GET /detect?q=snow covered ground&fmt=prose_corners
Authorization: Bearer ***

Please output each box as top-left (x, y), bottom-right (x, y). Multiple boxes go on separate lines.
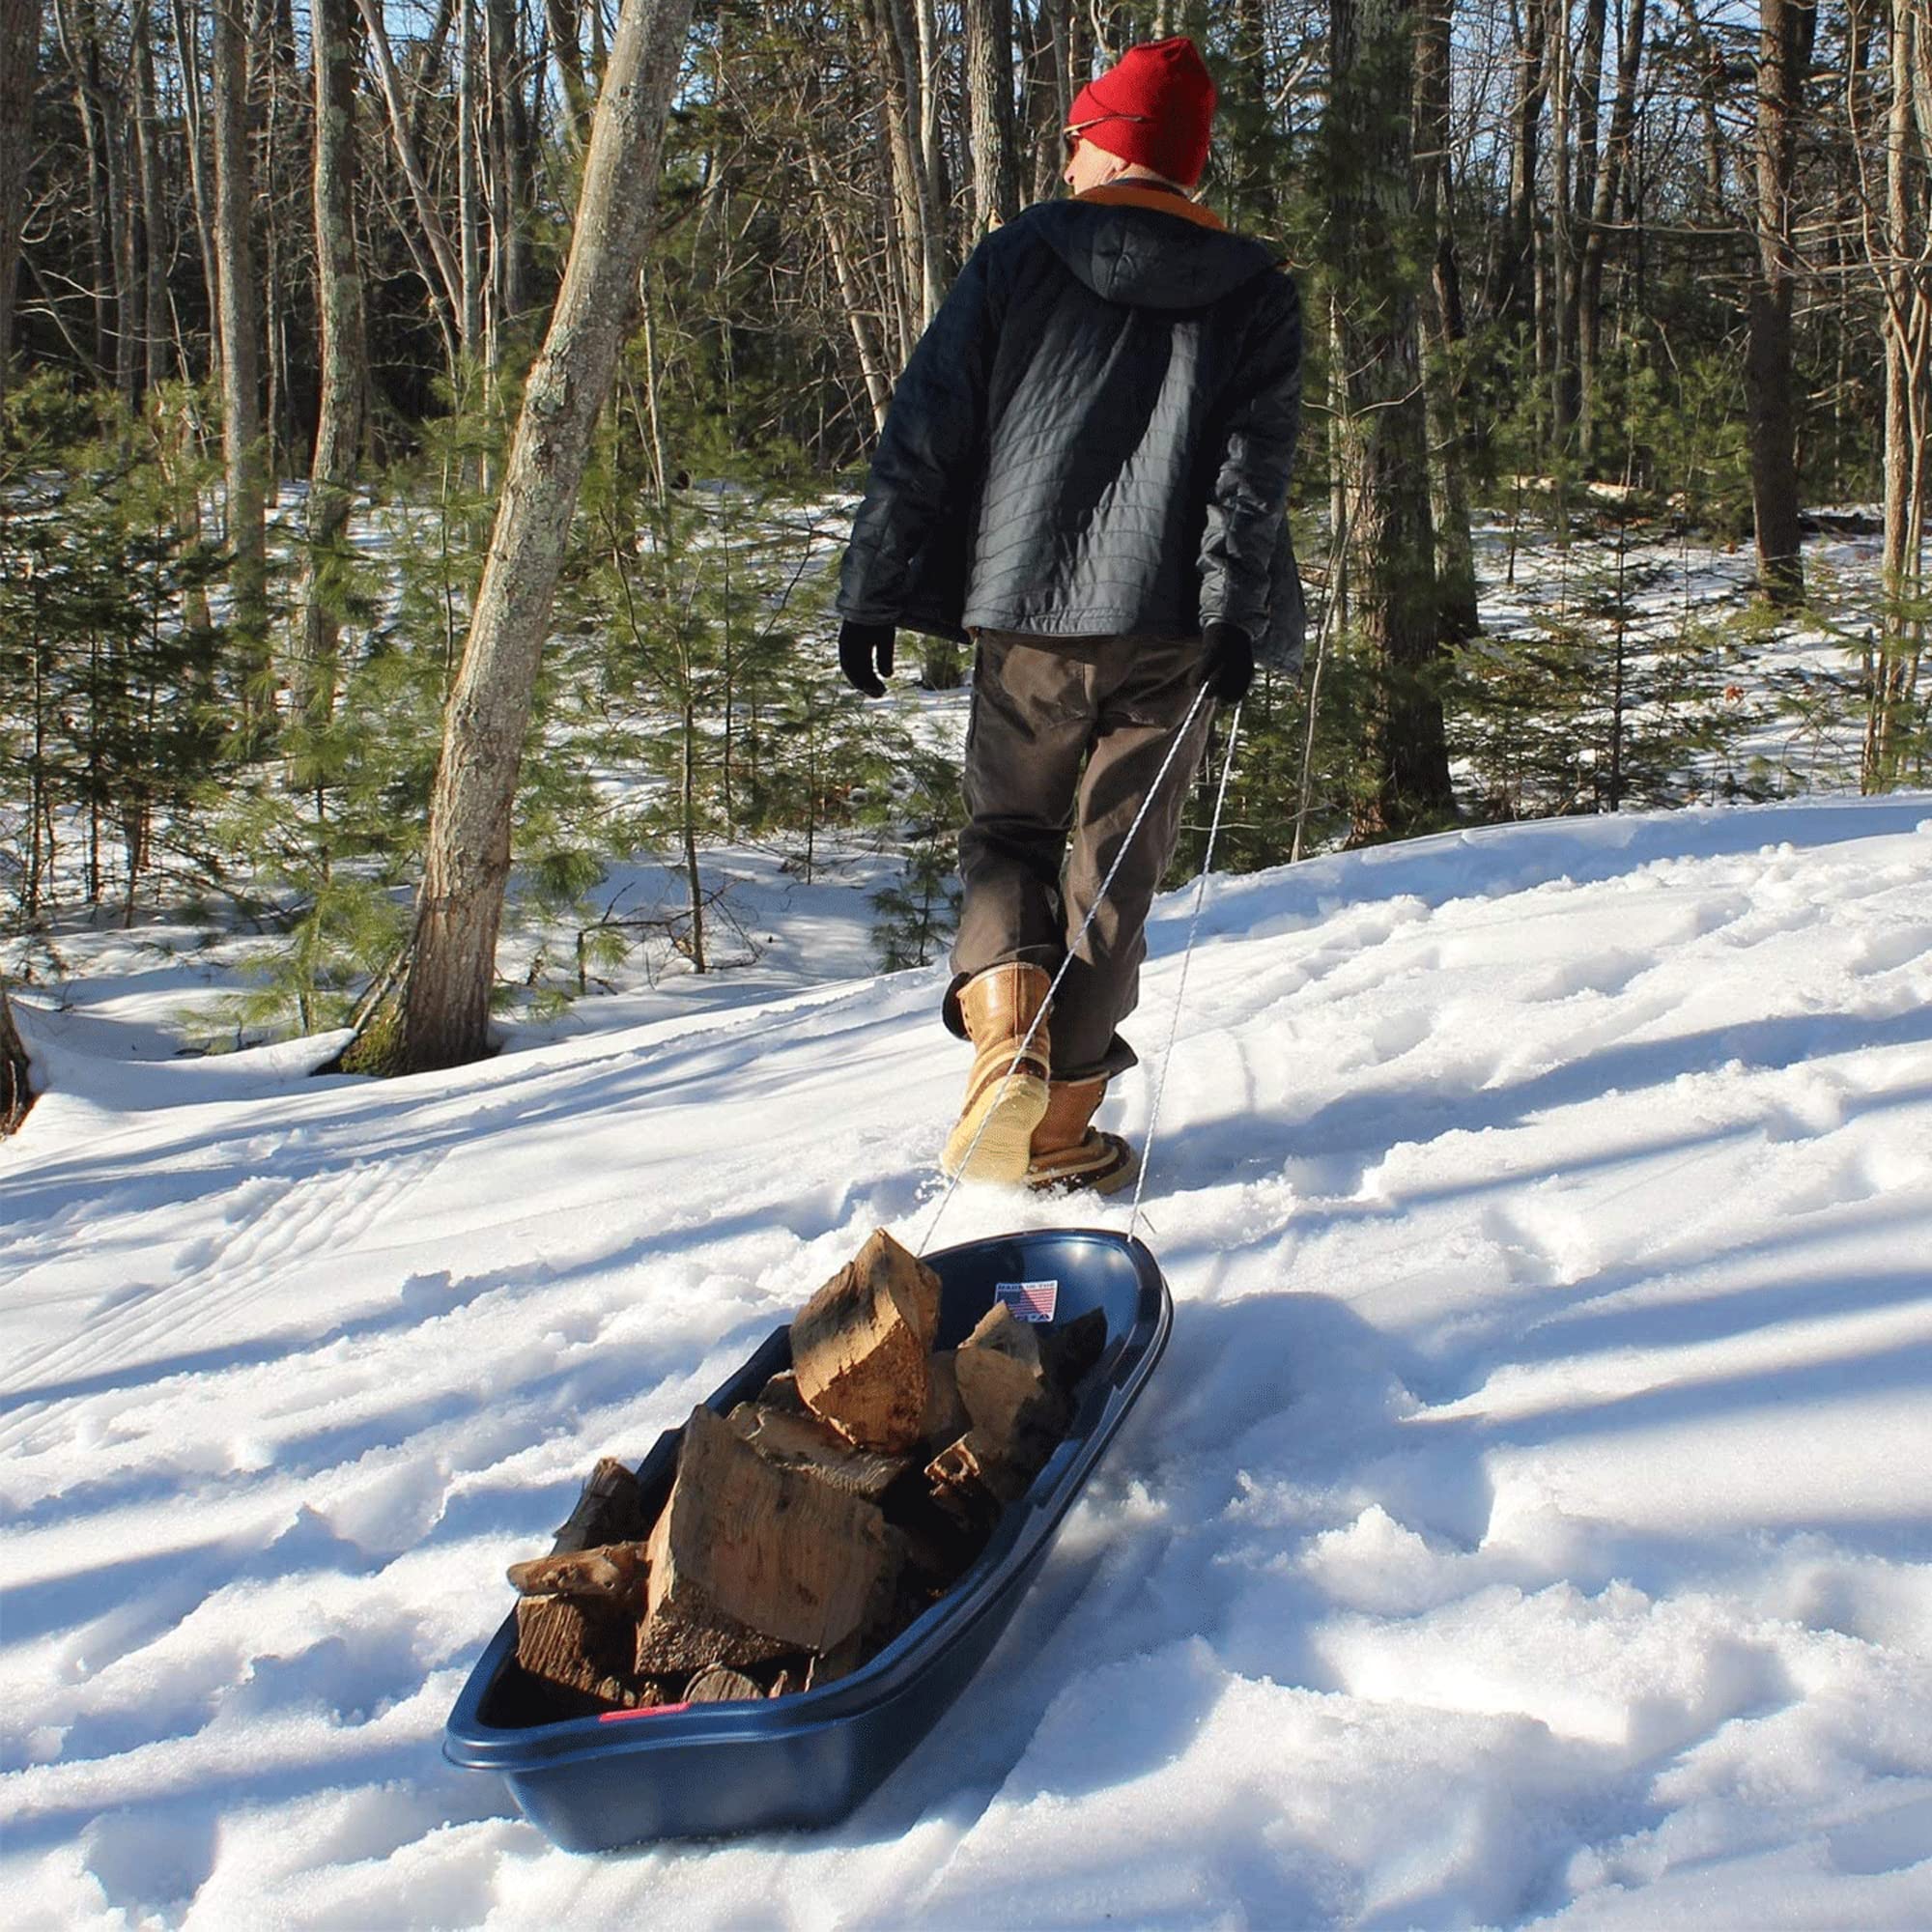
top-left (5, 793), bottom-right (1932, 1927)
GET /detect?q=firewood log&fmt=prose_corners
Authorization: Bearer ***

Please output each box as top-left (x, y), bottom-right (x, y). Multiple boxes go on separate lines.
top-left (926, 1429), bottom-right (1032, 1508)
top-left (727, 1372), bottom-right (910, 1500)
top-left (637, 1405), bottom-right (903, 1672)
top-left (684, 1664), bottom-right (766, 1704)
top-left (548, 1456), bottom-right (646, 1554)
top-left (953, 1305), bottom-right (1073, 1471)
top-left (1040, 1307), bottom-right (1108, 1395)
top-left (505, 1541), bottom-right (648, 1605)
top-left (515, 1593), bottom-right (637, 1705)
top-left (920, 1349), bottom-right (971, 1450)
top-left (789, 1228), bottom-right (940, 1452)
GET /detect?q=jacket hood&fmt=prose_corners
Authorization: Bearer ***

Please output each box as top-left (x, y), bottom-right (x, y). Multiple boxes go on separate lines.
top-left (1023, 191), bottom-right (1277, 311)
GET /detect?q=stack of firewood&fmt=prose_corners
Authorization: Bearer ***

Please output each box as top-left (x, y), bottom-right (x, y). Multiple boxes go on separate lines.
top-left (508, 1229), bottom-right (1105, 1717)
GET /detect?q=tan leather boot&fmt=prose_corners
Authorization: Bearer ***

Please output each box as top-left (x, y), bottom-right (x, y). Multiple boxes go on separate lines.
top-left (1026, 1077), bottom-right (1137, 1194)
top-left (940, 964), bottom-right (1054, 1183)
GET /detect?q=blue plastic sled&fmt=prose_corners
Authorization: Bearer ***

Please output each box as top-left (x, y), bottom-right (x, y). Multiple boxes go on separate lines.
top-left (443, 1226), bottom-right (1173, 1852)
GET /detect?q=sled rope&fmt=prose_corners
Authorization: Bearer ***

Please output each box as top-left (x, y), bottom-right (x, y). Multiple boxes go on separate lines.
top-left (918, 680), bottom-right (1215, 1256)
top-left (1128, 701), bottom-right (1242, 1238)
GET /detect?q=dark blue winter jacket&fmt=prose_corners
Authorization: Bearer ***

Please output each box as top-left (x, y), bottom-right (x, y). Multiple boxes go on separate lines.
top-left (836, 183), bottom-right (1305, 672)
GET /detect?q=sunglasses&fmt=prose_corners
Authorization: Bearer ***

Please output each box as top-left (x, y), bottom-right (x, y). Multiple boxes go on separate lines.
top-left (1062, 111), bottom-right (1151, 159)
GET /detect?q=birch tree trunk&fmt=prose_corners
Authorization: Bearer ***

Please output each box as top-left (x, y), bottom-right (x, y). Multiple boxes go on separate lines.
top-left (385, 0), bottom-right (696, 1074)
top-left (1327, 0), bottom-right (1455, 838)
top-left (1746, 0), bottom-right (1816, 605)
top-left (211, 0), bottom-right (270, 724)
top-left (0, 0), bottom-right (41, 400)
top-left (294, 0), bottom-right (367, 732)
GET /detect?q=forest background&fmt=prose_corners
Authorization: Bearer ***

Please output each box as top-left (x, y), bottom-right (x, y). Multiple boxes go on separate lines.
top-left (1, 0), bottom-right (1927, 1120)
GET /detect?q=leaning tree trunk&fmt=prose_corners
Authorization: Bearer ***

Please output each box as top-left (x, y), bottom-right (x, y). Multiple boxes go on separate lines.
top-left (381, 0), bottom-right (696, 1075)
top-left (1327, 0), bottom-right (1455, 839)
top-left (1, 980), bottom-right (33, 1136)
top-left (1747, 0), bottom-right (1817, 606)
top-left (294, 0), bottom-right (368, 734)
top-left (0, 0), bottom-right (40, 402)
top-left (211, 0), bottom-right (270, 727)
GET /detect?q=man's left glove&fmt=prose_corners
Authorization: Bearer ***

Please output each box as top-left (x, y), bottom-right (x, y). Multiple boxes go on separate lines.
top-left (838, 621), bottom-right (896, 698)
top-left (1204, 621), bottom-right (1254, 704)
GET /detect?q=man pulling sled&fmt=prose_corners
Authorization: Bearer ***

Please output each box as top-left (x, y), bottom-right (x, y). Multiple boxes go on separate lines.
top-left (836, 38), bottom-right (1306, 1195)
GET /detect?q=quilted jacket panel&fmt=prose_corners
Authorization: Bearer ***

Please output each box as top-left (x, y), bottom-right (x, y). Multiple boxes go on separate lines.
top-left (837, 190), bottom-right (1306, 672)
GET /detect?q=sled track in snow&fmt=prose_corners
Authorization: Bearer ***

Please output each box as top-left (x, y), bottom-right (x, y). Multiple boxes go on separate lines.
top-left (0, 1147), bottom-right (450, 1436)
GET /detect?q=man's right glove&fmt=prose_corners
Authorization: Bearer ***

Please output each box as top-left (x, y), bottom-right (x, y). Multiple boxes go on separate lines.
top-left (838, 621), bottom-right (896, 698)
top-left (1204, 621), bottom-right (1254, 704)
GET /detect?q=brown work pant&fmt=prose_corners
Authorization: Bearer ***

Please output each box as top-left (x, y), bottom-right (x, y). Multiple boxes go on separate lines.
top-left (948, 630), bottom-right (1217, 1084)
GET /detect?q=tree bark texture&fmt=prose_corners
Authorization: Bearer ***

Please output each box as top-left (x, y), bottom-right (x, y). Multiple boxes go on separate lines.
top-left (1497, 0), bottom-right (1548, 335)
top-left (964, 0), bottom-right (1020, 235)
top-left (1868, 0), bottom-right (1930, 785)
top-left (397, 0), bottom-right (696, 1073)
top-left (211, 0), bottom-right (270, 714)
top-left (1747, 0), bottom-right (1816, 605)
top-left (1413, 0), bottom-right (1480, 639)
top-left (0, 0), bottom-right (40, 400)
top-left (0, 981), bottom-right (33, 1135)
top-left (1328, 0), bottom-right (1455, 838)
top-left (295, 0), bottom-right (368, 731)
top-left (1576, 0), bottom-right (1647, 463)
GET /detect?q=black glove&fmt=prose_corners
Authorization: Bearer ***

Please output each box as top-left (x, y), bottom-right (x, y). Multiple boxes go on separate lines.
top-left (1204, 621), bottom-right (1254, 704)
top-left (838, 621), bottom-right (896, 698)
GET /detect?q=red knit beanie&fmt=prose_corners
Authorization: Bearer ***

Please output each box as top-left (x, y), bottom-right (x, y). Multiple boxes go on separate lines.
top-left (1066, 37), bottom-right (1217, 188)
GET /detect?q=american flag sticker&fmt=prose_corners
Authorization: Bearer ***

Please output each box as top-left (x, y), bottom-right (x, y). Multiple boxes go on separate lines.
top-left (995, 1280), bottom-right (1060, 1322)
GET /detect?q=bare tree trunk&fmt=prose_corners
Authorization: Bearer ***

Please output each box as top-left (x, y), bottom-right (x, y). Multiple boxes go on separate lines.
top-left (0, 0), bottom-right (41, 398)
top-left (965, 0), bottom-right (1019, 235)
top-left (1548, 0), bottom-right (1577, 452)
top-left (385, 0), bottom-right (696, 1075)
top-left (1577, 0), bottom-right (1648, 464)
top-left (486, 0), bottom-right (532, 327)
top-left (211, 0), bottom-right (270, 724)
top-left (1328, 0), bottom-right (1454, 838)
top-left (547, 0), bottom-right (591, 150)
top-left (808, 144), bottom-right (894, 431)
top-left (295, 0), bottom-right (367, 732)
top-left (131, 6), bottom-right (170, 394)
top-left (355, 0), bottom-right (464, 361)
top-left (458, 0), bottom-right (483, 361)
top-left (1866, 0), bottom-right (1931, 784)
top-left (1026, 0), bottom-right (1073, 205)
top-left (170, 0), bottom-right (220, 384)
top-left (1747, 0), bottom-right (1816, 605)
top-left (864, 0), bottom-right (941, 336)
top-left (0, 980), bottom-right (33, 1136)
top-left (1414, 0), bottom-right (1479, 639)
top-left (1497, 0), bottom-right (1548, 336)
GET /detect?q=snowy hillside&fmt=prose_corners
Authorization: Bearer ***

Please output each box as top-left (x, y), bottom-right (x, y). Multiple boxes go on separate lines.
top-left (5, 794), bottom-right (1932, 1928)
